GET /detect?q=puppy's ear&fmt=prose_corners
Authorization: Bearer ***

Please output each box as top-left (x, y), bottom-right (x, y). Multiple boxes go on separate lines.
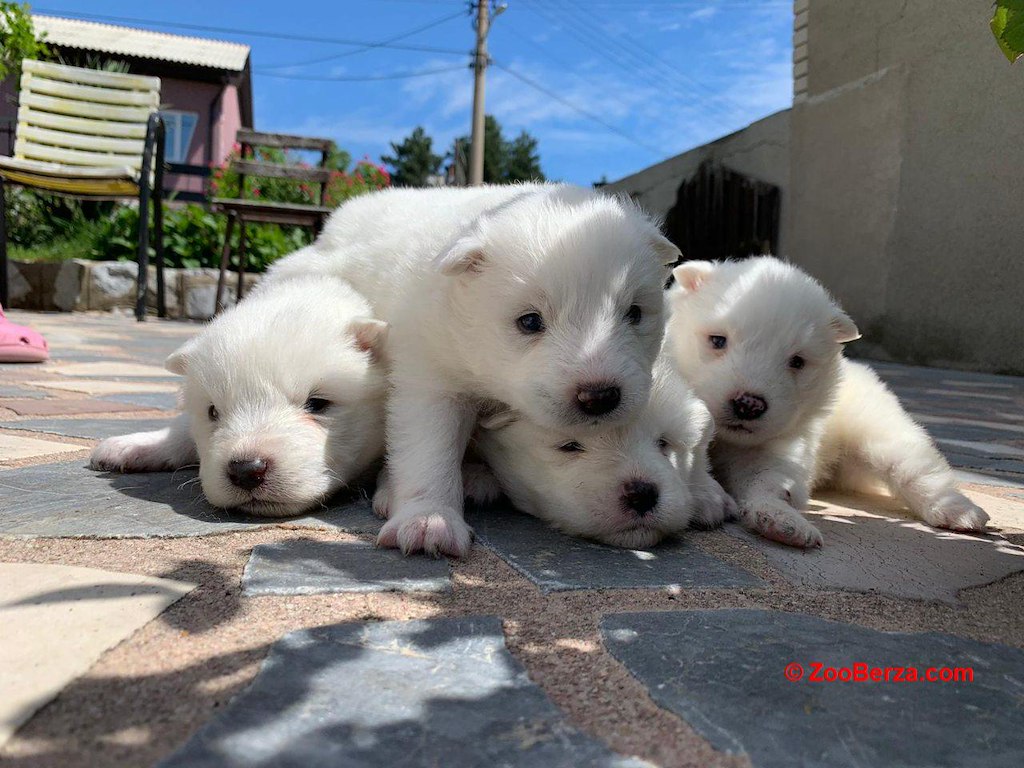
top-left (478, 410), bottom-right (519, 431)
top-left (830, 310), bottom-right (861, 344)
top-left (348, 317), bottom-right (389, 361)
top-left (164, 338), bottom-right (199, 375)
top-left (650, 234), bottom-right (682, 267)
top-left (435, 235), bottom-right (486, 276)
top-left (672, 261), bottom-right (715, 294)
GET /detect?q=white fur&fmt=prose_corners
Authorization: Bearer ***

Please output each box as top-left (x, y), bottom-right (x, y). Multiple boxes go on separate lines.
top-left (667, 256), bottom-right (988, 548)
top-left (268, 184), bottom-right (678, 556)
top-left (90, 275), bottom-right (388, 517)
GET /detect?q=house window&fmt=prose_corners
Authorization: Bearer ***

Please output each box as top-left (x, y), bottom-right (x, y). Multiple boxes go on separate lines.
top-left (159, 111), bottom-right (198, 164)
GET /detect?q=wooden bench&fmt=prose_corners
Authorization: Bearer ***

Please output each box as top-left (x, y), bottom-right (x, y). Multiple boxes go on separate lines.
top-left (212, 130), bottom-right (335, 312)
top-left (0, 59), bottom-right (166, 320)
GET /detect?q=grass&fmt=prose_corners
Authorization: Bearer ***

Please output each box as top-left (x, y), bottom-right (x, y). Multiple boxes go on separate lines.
top-left (8, 219), bottom-right (107, 263)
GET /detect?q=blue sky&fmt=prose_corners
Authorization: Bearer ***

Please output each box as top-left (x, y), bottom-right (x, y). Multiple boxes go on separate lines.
top-left (32, 0), bottom-right (794, 185)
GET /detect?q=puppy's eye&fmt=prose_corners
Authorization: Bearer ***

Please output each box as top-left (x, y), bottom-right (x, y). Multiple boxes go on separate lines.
top-left (789, 355), bottom-right (805, 370)
top-left (625, 304), bottom-right (642, 324)
top-left (709, 335), bottom-right (727, 350)
top-left (657, 437), bottom-right (669, 453)
top-left (516, 312), bottom-right (545, 334)
top-left (208, 405), bottom-right (219, 422)
top-left (558, 441), bottom-right (584, 453)
top-left (304, 397), bottom-right (331, 414)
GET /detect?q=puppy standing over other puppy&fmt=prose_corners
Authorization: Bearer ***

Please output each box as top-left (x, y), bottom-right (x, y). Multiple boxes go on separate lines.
top-left (462, 358), bottom-right (735, 549)
top-left (90, 275), bottom-right (389, 517)
top-left (268, 184), bottom-right (680, 556)
top-left (666, 256), bottom-right (988, 548)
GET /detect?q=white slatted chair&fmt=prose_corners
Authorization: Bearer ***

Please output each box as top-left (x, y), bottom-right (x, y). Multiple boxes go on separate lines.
top-left (0, 59), bottom-right (167, 320)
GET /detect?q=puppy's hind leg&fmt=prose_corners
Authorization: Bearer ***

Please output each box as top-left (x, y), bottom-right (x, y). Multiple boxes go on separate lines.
top-left (90, 414), bottom-right (197, 473)
top-left (827, 362), bottom-right (989, 532)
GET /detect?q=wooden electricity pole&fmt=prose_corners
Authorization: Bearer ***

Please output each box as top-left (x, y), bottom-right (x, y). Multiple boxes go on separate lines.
top-left (469, 0), bottom-right (490, 186)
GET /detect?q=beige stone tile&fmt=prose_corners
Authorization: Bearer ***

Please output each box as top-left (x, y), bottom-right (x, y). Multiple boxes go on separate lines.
top-left (962, 487), bottom-right (1024, 533)
top-left (27, 380), bottom-right (178, 396)
top-left (0, 434), bottom-right (83, 461)
top-left (0, 562), bottom-right (194, 746)
top-left (49, 362), bottom-right (172, 379)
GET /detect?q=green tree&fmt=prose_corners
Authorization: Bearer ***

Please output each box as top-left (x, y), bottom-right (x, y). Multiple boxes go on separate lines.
top-left (0, 2), bottom-right (49, 84)
top-left (381, 126), bottom-right (443, 187)
top-left (458, 115), bottom-right (545, 184)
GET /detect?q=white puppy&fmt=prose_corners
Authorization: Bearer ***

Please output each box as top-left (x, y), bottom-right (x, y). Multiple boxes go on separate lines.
top-left (268, 184), bottom-right (679, 556)
top-left (466, 359), bottom-right (735, 549)
top-left (666, 256), bottom-right (988, 548)
top-left (90, 275), bottom-right (389, 517)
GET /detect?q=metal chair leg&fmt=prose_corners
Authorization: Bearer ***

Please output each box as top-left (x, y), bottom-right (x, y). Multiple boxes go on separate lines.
top-left (215, 213), bottom-right (236, 315)
top-left (135, 181), bottom-right (152, 322)
top-left (236, 222), bottom-right (247, 302)
top-left (153, 127), bottom-right (167, 318)
top-left (0, 177), bottom-right (8, 309)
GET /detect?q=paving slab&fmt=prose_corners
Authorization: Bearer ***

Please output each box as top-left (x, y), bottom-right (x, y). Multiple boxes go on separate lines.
top-left (0, 461), bottom-right (382, 538)
top-left (0, 561), bottom-right (194, 747)
top-left (242, 539), bottom-right (451, 595)
top-left (726, 492), bottom-right (1024, 602)
top-left (27, 379), bottom-right (179, 396)
top-left (2, 417), bottom-right (174, 440)
top-left (0, 433), bottom-right (84, 462)
top-left (464, 502), bottom-right (761, 593)
top-left (0, 384), bottom-right (49, 399)
top-left (98, 391), bottom-right (180, 410)
top-left (0, 398), bottom-right (146, 417)
top-left (159, 616), bottom-right (650, 768)
top-left (603, 609), bottom-right (1024, 768)
top-left (49, 361), bottom-right (173, 378)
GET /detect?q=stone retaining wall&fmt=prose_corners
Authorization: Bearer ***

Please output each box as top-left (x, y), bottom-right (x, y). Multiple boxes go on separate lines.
top-left (5, 260), bottom-right (260, 320)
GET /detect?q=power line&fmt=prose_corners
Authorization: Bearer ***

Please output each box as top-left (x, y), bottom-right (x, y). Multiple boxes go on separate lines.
top-left (32, 8), bottom-right (468, 56)
top-left (492, 61), bottom-right (664, 156)
top-left (254, 64), bottom-right (467, 82)
top-left (260, 9), bottom-right (469, 70)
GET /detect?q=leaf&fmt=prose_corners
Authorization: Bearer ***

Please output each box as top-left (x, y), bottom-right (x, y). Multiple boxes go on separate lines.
top-left (992, 2), bottom-right (1024, 62)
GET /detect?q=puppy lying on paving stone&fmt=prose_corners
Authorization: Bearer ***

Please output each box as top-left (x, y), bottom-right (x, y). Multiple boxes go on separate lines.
top-left (90, 275), bottom-right (389, 517)
top-left (666, 256), bottom-right (988, 548)
top-left (268, 183), bottom-right (680, 557)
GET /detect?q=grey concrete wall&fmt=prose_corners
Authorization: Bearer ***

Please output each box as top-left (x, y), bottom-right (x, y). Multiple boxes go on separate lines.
top-left (605, 109), bottom-right (791, 252)
top-left (789, 0), bottom-right (1024, 374)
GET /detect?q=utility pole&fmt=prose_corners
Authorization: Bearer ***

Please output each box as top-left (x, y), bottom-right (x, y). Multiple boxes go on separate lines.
top-left (469, 0), bottom-right (490, 186)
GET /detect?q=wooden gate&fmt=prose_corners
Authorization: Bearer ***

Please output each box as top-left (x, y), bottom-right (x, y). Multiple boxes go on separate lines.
top-left (662, 160), bottom-right (780, 263)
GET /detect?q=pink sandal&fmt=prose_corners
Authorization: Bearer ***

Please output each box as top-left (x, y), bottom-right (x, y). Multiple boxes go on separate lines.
top-left (0, 304), bottom-right (49, 363)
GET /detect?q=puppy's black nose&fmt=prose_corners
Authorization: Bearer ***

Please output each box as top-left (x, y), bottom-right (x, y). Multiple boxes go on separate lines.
top-left (731, 393), bottom-right (768, 421)
top-left (576, 385), bottom-right (621, 416)
top-left (622, 480), bottom-right (659, 516)
top-left (228, 458), bottom-right (268, 490)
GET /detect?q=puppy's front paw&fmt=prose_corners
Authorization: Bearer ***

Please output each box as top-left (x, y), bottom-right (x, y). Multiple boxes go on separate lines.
top-left (691, 477), bottom-right (738, 529)
top-left (462, 462), bottom-right (502, 505)
top-left (376, 501), bottom-right (472, 558)
top-left (371, 483), bottom-right (391, 520)
top-left (90, 431), bottom-right (175, 473)
top-left (742, 498), bottom-right (823, 548)
top-left (924, 491), bottom-right (989, 532)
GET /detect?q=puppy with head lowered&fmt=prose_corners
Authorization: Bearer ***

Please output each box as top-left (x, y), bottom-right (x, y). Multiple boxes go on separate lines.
top-left (373, 360), bottom-right (735, 549)
top-left (666, 256), bottom-right (988, 548)
top-left (90, 275), bottom-right (388, 517)
top-left (268, 184), bottom-right (680, 556)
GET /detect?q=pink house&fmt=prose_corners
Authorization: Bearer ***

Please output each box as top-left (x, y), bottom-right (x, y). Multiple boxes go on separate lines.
top-left (0, 15), bottom-right (253, 202)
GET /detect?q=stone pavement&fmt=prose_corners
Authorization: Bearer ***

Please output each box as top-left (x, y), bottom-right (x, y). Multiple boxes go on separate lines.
top-left (1, 309), bottom-right (1023, 768)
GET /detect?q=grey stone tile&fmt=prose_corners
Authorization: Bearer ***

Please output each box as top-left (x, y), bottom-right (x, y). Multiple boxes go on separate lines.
top-left (159, 616), bottom-right (650, 768)
top-left (464, 502), bottom-right (762, 593)
top-left (98, 392), bottom-right (179, 410)
top-left (242, 539), bottom-right (450, 595)
top-left (603, 609), bottom-right (1024, 768)
top-left (0, 384), bottom-right (49, 399)
top-left (1, 417), bottom-right (174, 440)
top-left (0, 461), bottom-right (381, 539)
top-left (724, 495), bottom-right (1024, 602)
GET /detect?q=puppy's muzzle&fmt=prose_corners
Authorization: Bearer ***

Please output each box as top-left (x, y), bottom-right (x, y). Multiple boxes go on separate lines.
top-left (576, 384), bottom-right (621, 416)
top-left (730, 392), bottom-right (768, 421)
top-left (228, 457), bottom-right (269, 490)
top-left (621, 479), bottom-right (659, 516)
